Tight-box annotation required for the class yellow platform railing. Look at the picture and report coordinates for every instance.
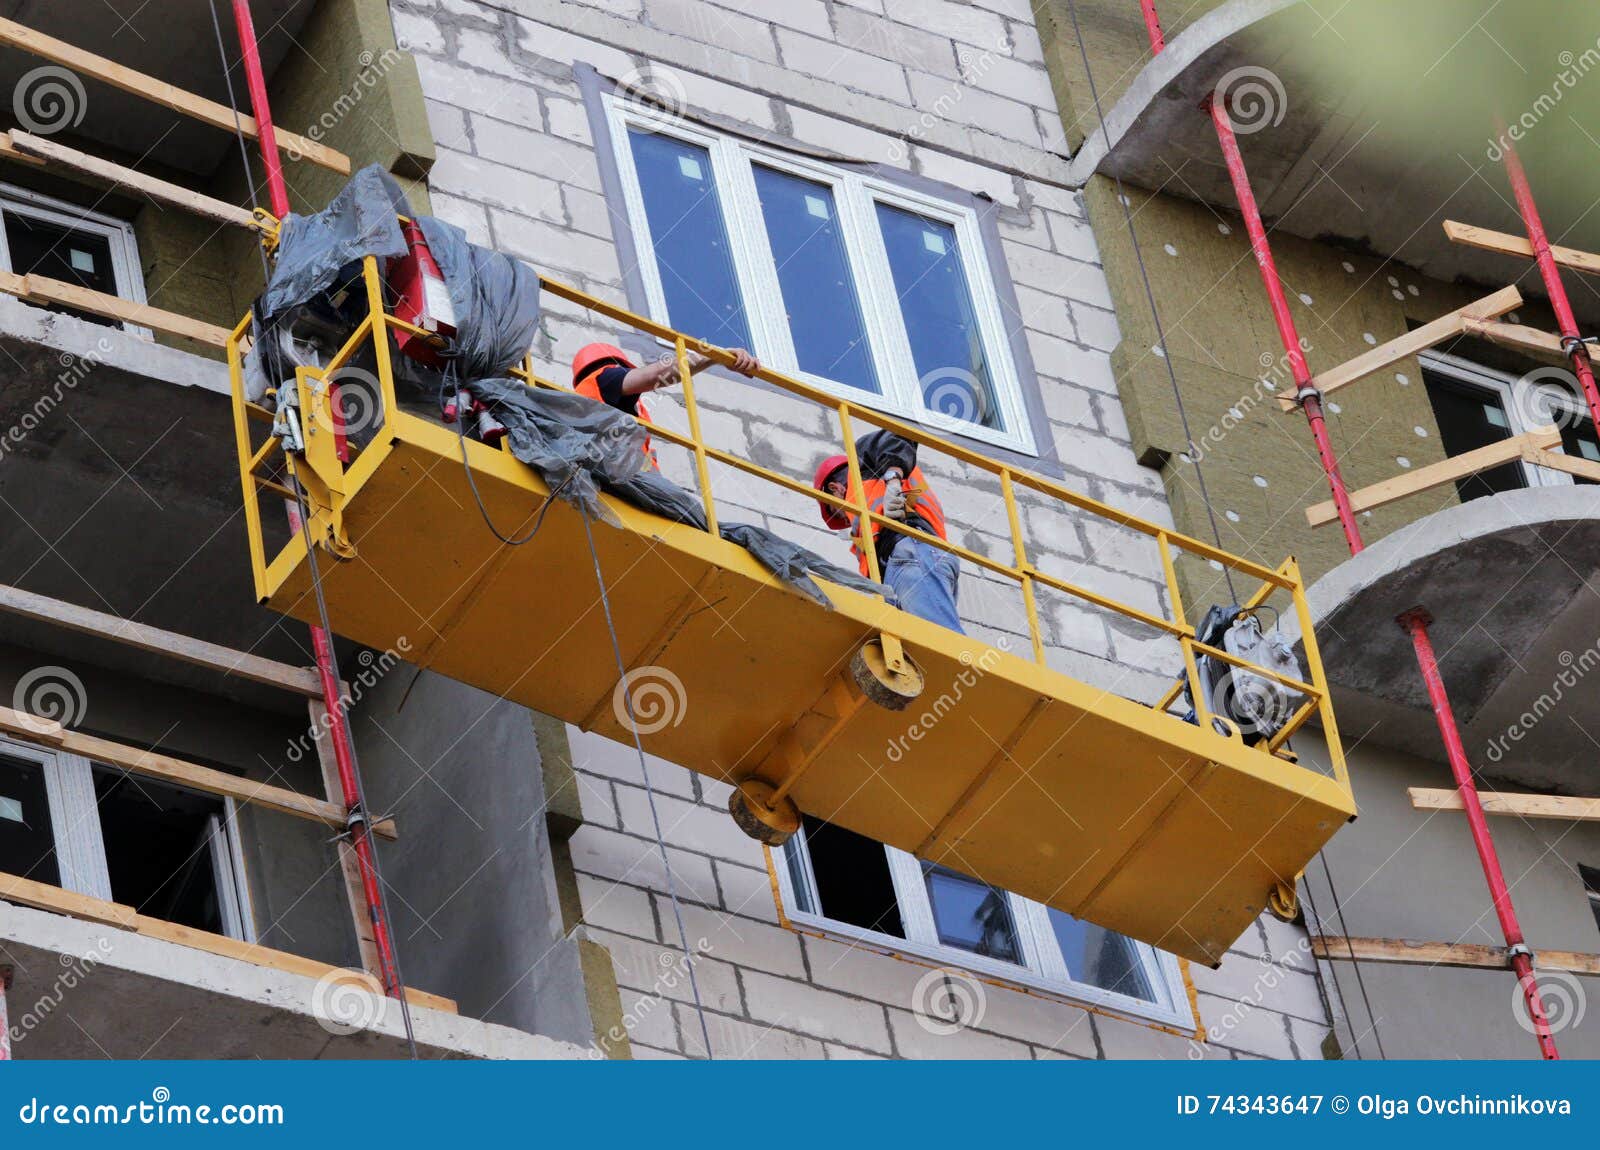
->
[230,255,1349,796]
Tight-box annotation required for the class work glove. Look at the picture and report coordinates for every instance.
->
[883,484,908,520]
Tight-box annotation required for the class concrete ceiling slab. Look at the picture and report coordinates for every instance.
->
[1081,0,1600,325]
[0,0,315,177]
[1286,486,1600,792]
[0,299,334,712]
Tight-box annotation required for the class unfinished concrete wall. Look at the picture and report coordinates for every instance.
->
[350,664,594,1048]
[1296,729,1600,1059]
[0,642,355,969]
[393,0,1334,1060]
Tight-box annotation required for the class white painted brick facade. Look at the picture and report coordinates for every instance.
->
[395,0,1330,1060]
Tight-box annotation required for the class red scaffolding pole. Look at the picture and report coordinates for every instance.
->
[0,966,12,1061]
[1499,129,1600,433]
[1137,3,1558,1059]
[229,0,407,1008]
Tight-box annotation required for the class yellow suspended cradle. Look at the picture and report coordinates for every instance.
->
[228,254,1354,966]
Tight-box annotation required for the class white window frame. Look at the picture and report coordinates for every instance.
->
[0,181,149,339]
[1420,350,1594,488]
[605,97,1037,454]
[0,735,255,941]
[776,822,1193,1028]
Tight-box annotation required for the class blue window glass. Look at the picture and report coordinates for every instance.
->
[627,129,751,348]
[752,166,879,394]
[1048,909,1157,1001]
[923,862,1022,964]
[876,204,1004,432]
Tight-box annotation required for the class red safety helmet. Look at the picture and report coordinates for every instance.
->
[572,342,635,387]
[813,454,851,529]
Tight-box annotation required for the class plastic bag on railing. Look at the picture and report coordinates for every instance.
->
[257,164,540,383]
[417,216,541,378]
[261,165,410,319]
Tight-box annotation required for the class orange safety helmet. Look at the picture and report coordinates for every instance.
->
[813,454,851,530]
[571,342,635,387]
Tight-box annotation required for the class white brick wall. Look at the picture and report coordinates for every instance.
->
[395,0,1329,1061]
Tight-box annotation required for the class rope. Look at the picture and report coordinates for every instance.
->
[1317,852,1388,1059]
[579,509,716,1058]
[210,0,418,1058]
[290,479,421,1059]
[1063,0,1390,1057]
[1296,867,1365,1059]
[1063,0,1236,603]
[206,0,272,284]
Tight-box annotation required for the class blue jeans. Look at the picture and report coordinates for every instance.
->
[883,538,965,634]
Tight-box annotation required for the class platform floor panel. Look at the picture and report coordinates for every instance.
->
[261,416,1354,965]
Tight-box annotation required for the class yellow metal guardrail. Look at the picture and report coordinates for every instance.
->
[228,255,1350,799]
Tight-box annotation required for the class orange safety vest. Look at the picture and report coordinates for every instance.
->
[575,375,659,470]
[844,466,948,577]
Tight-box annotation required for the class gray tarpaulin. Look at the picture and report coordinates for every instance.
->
[465,380,890,607]
[257,165,885,608]
[418,215,542,378]
[261,165,410,319]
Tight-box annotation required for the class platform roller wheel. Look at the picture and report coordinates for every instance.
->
[728,779,801,846]
[1267,879,1299,923]
[849,638,925,711]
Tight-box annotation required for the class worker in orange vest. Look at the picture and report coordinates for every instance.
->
[813,430,962,633]
[571,342,761,469]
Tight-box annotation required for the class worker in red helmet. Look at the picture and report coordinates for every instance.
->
[571,342,760,469]
[813,430,962,633]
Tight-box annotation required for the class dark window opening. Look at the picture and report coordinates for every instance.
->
[0,753,59,886]
[4,212,121,328]
[1580,863,1600,933]
[1559,417,1600,486]
[94,768,227,935]
[1422,370,1526,501]
[794,815,904,938]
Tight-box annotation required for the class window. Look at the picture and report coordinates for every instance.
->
[0,183,147,333]
[778,815,1189,1025]
[0,736,255,940]
[1580,863,1600,933]
[607,99,1035,453]
[1420,351,1597,497]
